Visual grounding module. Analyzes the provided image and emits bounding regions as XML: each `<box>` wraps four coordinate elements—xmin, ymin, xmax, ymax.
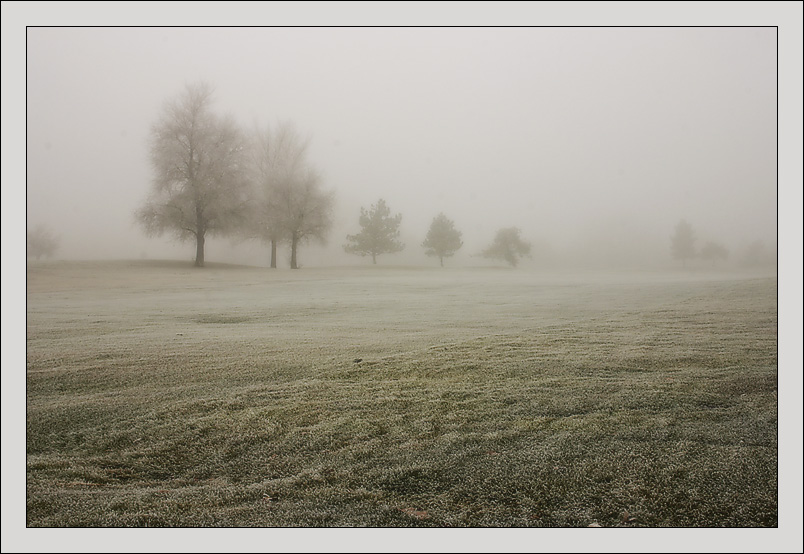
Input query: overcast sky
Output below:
<box><xmin>13</xmin><ymin>11</ymin><xmax>792</xmax><ymax>267</ymax></box>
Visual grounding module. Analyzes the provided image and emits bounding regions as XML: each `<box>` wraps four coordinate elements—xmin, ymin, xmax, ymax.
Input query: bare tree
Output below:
<box><xmin>422</xmin><ymin>213</ymin><xmax>463</xmax><ymax>266</ymax></box>
<box><xmin>482</xmin><ymin>227</ymin><xmax>531</xmax><ymax>267</ymax></box>
<box><xmin>281</xmin><ymin>168</ymin><xmax>334</xmax><ymax>269</ymax></box>
<box><xmin>250</xmin><ymin>121</ymin><xmax>333</xmax><ymax>269</ymax></box>
<box><xmin>136</xmin><ymin>82</ymin><xmax>251</xmax><ymax>267</ymax></box>
<box><xmin>27</xmin><ymin>224</ymin><xmax>59</xmax><ymax>260</ymax></box>
<box><xmin>250</xmin><ymin>121</ymin><xmax>309</xmax><ymax>268</ymax></box>
<box><xmin>344</xmin><ymin>199</ymin><xmax>404</xmax><ymax>264</ymax></box>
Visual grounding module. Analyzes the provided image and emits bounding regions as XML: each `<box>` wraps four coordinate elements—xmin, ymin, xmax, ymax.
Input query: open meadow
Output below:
<box><xmin>25</xmin><ymin>260</ymin><xmax>778</xmax><ymax>527</ymax></box>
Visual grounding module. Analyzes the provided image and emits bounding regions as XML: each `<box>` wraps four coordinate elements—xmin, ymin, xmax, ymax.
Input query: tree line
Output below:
<box><xmin>134</xmin><ymin>82</ymin><xmax>534</xmax><ymax>269</ymax></box>
<box><xmin>670</xmin><ymin>218</ymin><xmax>774</xmax><ymax>268</ymax></box>
<box><xmin>26</xmin><ymin>82</ymin><xmax>771</xmax><ymax>269</ymax></box>
<box><xmin>671</xmin><ymin>218</ymin><xmax>734</xmax><ymax>268</ymax></box>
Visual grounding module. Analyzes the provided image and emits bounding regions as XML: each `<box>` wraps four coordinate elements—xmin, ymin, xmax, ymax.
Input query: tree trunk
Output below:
<box><xmin>270</xmin><ymin>239</ymin><xmax>277</xmax><ymax>269</ymax></box>
<box><xmin>440</xmin><ymin>256</ymin><xmax>443</xmax><ymax>267</ymax></box>
<box><xmin>195</xmin><ymin>232</ymin><xmax>205</xmax><ymax>267</ymax></box>
<box><xmin>372</xmin><ymin>253</ymin><xmax>376</xmax><ymax>265</ymax></box>
<box><xmin>195</xmin><ymin>208</ymin><xmax>205</xmax><ymax>267</ymax></box>
<box><xmin>290</xmin><ymin>233</ymin><xmax>299</xmax><ymax>269</ymax></box>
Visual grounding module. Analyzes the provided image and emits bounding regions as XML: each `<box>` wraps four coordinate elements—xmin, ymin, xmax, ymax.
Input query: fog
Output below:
<box><xmin>7</xmin><ymin>7</ymin><xmax>803</xmax><ymax>548</ymax></box>
<box><xmin>23</xmin><ymin>25</ymin><xmax>780</xmax><ymax>269</ymax></box>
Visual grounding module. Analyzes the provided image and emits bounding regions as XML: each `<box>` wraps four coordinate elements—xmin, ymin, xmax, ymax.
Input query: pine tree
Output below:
<box><xmin>344</xmin><ymin>199</ymin><xmax>404</xmax><ymax>264</ymax></box>
<box><xmin>422</xmin><ymin>213</ymin><xmax>463</xmax><ymax>266</ymax></box>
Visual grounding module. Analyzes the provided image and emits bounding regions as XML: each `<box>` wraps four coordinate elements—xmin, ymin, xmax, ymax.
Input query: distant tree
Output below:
<box><xmin>699</xmin><ymin>241</ymin><xmax>729</xmax><ymax>266</ymax></box>
<box><xmin>344</xmin><ymin>199</ymin><xmax>404</xmax><ymax>264</ymax></box>
<box><xmin>136</xmin><ymin>82</ymin><xmax>251</xmax><ymax>267</ymax></box>
<box><xmin>27</xmin><ymin>225</ymin><xmax>59</xmax><ymax>260</ymax></box>
<box><xmin>422</xmin><ymin>213</ymin><xmax>463</xmax><ymax>266</ymax></box>
<box><xmin>250</xmin><ymin>121</ymin><xmax>331</xmax><ymax>269</ymax></box>
<box><xmin>670</xmin><ymin>219</ymin><xmax>696</xmax><ymax>267</ymax></box>
<box><xmin>482</xmin><ymin>227</ymin><xmax>531</xmax><ymax>267</ymax></box>
<box><xmin>250</xmin><ymin>123</ymin><xmax>290</xmax><ymax>268</ymax></box>
<box><xmin>741</xmin><ymin>239</ymin><xmax>774</xmax><ymax>267</ymax></box>
<box><xmin>276</xmin><ymin>166</ymin><xmax>335</xmax><ymax>269</ymax></box>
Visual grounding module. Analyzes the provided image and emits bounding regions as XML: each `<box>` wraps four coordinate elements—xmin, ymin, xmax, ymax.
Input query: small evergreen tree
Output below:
<box><xmin>422</xmin><ymin>213</ymin><xmax>463</xmax><ymax>266</ymax></box>
<box><xmin>344</xmin><ymin>199</ymin><xmax>404</xmax><ymax>264</ymax></box>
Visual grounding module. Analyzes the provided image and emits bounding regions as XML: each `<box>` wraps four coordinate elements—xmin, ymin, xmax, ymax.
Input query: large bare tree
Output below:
<box><xmin>279</xmin><ymin>166</ymin><xmax>334</xmax><ymax>269</ymax></box>
<box><xmin>250</xmin><ymin>121</ymin><xmax>333</xmax><ymax>269</ymax></box>
<box><xmin>136</xmin><ymin>83</ymin><xmax>251</xmax><ymax>267</ymax></box>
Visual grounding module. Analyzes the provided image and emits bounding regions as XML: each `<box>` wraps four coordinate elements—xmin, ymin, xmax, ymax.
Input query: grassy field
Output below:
<box><xmin>25</xmin><ymin>260</ymin><xmax>778</xmax><ymax>528</ymax></box>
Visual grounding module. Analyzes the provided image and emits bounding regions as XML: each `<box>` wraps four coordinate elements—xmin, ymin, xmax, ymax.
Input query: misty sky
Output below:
<box><xmin>23</xmin><ymin>25</ymin><xmax>779</xmax><ymax>266</ymax></box>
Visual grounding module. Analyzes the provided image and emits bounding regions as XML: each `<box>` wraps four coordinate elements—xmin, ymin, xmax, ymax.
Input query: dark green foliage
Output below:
<box><xmin>344</xmin><ymin>199</ymin><xmax>404</xmax><ymax>264</ymax></box>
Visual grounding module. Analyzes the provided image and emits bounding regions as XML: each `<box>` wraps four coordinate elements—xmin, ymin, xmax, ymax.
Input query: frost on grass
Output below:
<box><xmin>26</xmin><ymin>261</ymin><xmax>777</xmax><ymax>527</ymax></box>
